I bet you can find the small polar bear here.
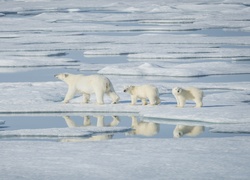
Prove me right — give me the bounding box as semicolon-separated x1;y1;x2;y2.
173;125;205;138
55;73;119;105
172;87;203;108
124;85;161;105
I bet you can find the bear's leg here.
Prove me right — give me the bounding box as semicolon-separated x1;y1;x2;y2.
63;87;76;103
131;95;137;105
109;116;120;127
148;97;157;105
156;97;161;105
141;98;147;105
178;97;186;108
82;93;90;104
96;116;104;127
83;116;91;126
194;98;203;108
107;91;120;104
173;95;179;107
95;91;104;105
63;116;77;128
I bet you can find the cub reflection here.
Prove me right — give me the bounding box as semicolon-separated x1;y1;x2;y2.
173;125;205;138
62;116;120;142
127;116;160;137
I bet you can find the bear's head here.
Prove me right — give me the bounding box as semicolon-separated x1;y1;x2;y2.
123;86;135;94
173;129;184;138
172;87;182;95
54;73;69;81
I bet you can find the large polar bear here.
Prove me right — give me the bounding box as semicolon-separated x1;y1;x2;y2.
55;73;120;105
124;85;161;105
173;125;205;138
172;87;203;108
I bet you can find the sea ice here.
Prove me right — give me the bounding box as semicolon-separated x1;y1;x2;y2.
0;126;131;138
98;62;250;77
0;137;250;179
0;0;250;179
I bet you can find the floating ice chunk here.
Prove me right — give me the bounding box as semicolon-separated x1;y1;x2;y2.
0;57;79;67
0;128;91;137
0;126;131;138
67;8;81;13
138;62;163;69
0;120;5;125
98;62;250;77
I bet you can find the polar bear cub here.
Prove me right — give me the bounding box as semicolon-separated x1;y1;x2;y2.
55;73;119;105
124;85;161;105
172;87;203;108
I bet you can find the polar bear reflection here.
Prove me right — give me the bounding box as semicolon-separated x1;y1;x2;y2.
127;116;160;137
63;116;120;141
173;125;205;138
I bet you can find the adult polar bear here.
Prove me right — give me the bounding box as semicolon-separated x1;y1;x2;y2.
55;73;119;105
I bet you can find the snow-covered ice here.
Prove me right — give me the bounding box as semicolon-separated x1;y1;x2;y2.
98;62;250;77
0;126;131;138
1;138;250;179
1;0;250;179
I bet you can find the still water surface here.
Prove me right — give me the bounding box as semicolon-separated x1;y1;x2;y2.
0;114;248;141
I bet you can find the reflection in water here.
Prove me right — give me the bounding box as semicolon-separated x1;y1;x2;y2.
0;120;6;130
62;115;161;142
173;125;205;138
62;116;120;142
63;115;120;128
127;116;160;137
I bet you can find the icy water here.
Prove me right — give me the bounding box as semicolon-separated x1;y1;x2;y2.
0;114;248;142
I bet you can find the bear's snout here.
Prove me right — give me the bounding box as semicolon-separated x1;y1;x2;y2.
123;89;127;92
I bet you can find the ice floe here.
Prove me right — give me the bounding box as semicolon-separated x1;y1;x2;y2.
0;0;250;71
1;137;250;179
0;126;131;138
98;62;250;77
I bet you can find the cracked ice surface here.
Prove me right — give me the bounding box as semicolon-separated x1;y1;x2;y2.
0;0;250;71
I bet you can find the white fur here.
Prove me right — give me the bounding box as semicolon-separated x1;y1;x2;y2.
173;125;205;138
55;73;119;105
124;85;161;105
127;116;159;137
62;116;119;142
172;87;203;108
